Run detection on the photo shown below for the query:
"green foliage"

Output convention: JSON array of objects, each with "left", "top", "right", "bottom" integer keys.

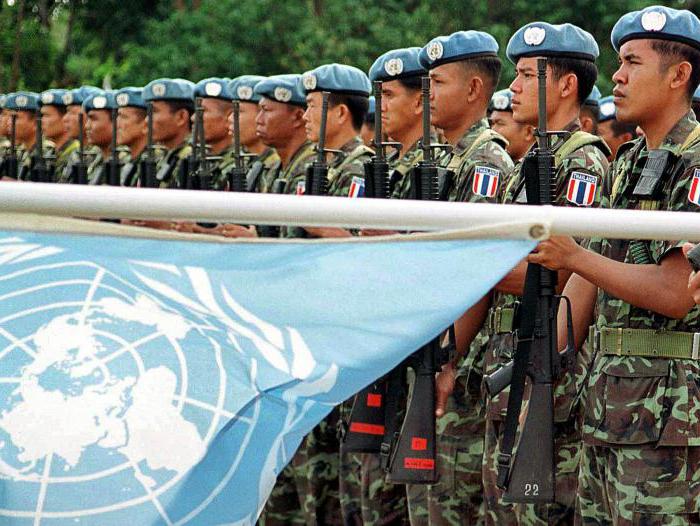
[{"left": 3, "top": 0, "right": 700, "bottom": 97}]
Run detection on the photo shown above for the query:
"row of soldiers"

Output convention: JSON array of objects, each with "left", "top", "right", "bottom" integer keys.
[{"left": 3, "top": 4, "right": 700, "bottom": 525}]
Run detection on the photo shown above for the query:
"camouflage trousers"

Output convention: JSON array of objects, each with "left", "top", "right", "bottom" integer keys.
[
  {"left": 577, "top": 443, "right": 700, "bottom": 525},
  {"left": 406, "top": 374, "right": 485, "bottom": 525},
  {"left": 259, "top": 408, "right": 343, "bottom": 526},
  {"left": 482, "top": 417, "right": 580, "bottom": 526}
]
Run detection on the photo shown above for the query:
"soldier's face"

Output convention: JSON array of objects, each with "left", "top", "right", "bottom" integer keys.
[
  {"left": 303, "top": 92, "right": 324, "bottom": 142},
  {"left": 490, "top": 110, "right": 534, "bottom": 161},
  {"left": 85, "top": 110, "right": 112, "bottom": 147},
  {"left": 199, "top": 98, "right": 232, "bottom": 143},
  {"left": 40, "top": 105, "right": 66, "bottom": 142},
  {"left": 62, "top": 106, "right": 83, "bottom": 139},
  {"left": 233, "top": 101, "right": 260, "bottom": 147},
  {"left": 255, "top": 98, "right": 295, "bottom": 147},
  {"left": 428, "top": 63, "right": 468, "bottom": 130},
  {"left": 0, "top": 111, "right": 8, "bottom": 136},
  {"left": 381, "top": 80, "right": 421, "bottom": 139},
  {"left": 117, "top": 107, "right": 146, "bottom": 147},
  {"left": 612, "top": 40, "right": 670, "bottom": 125},
  {"left": 510, "top": 57, "right": 557, "bottom": 126},
  {"left": 150, "top": 101, "right": 182, "bottom": 143},
  {"left": 14, "top": 111, "right": 36, "bottom": 144}
]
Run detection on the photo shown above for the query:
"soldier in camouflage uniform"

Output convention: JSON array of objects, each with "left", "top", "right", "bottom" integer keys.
[
  {"left": 478, "top": 22, "right": 609, "bottom": 526},
  {"left": 0, "top": 94, "right": 13, "bottom": 178},
  {"left": 3, "top": 92, "right": 55, "bottom": 181},
  {"left": 40, "top": 89, "right": 78, "bottom": 181},
  {"left": 360, "top": 95, "right": 375, "bottom": 147},
  {"left": 580, "top": 85, "right": 601, "bottom": 135},
  {"left": 142, "top": 78, "right": 194, "bottom": 189},
  {"left": 400, "top": 31, "right": 513, "bottom": 526},
  {"left": 82, "top": 90, "right": 123, "bottom": 185},
  {"left": 597, "top": 95, "right": 637, "bottom": 161},
  {"left": 58, "top": 86, "right": 101, "bottom": 184},
  {"left": 530, "top": 6, "right": 700, "bottom": 524},
  {"left": 488, "top": 89, "right": 535, "bottom": 163},
  {"left": 193, "top": 77, "right": 233, "bottom": 187}
]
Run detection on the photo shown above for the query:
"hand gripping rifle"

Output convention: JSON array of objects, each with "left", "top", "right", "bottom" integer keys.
[
  {"left": 3, "top": 114, "right": 18, "bottom": 179},
  {"left": 305, "top": 91, "right": 341, "bottom": 196},
  {"left": 105, "top": 107, "right": 121, "bottom": 186},
  {"left": 383, "top": 76, "right": 453, "bottom": 485},
  {"left": 484, "top": 58, "right": 574, "bottom": 504},
  {"left": 140, "top": 102, "right": 158, "bottom": 188}
]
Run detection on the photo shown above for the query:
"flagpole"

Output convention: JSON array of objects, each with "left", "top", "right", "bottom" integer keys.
[{"left": 0, "top": 182, "right": 697, "bottom": 241}]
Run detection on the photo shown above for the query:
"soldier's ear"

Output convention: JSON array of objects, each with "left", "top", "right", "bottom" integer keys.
[
  {"left": 670, "top": 61, "right": 693, "bottom": 94},
  {"left": 558, "top": 72, "right": 578, "bottom": 102},
  {"left": 466, "top": 75, "right": 484, "bottom": 103},
  {"left": 412, "top": 90, "right": 422, "bottom": 116}
]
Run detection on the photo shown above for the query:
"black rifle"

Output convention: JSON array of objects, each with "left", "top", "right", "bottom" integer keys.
[
  {"left": 384, "top": 76, "right": 453, "bottom": 485},
  {"left": 30, "top": 109, "right": 52, "bottom": 183},
  {"left": 363, "top": 80, "right": 401, "bottom": 198},
  {"left": 228, "top": 100, "right": 251, "bottom": 192},
  {"left": 105, "top": 107, "right": 121, "bottom": 186},
  {"left": 305, "top": 91, "right": 340, "bottom": 196},
  {"left": 485, "top": 58, "right": 574, "bottom": 504},
  {"left": 3, "top": 114, "right": 18, "bottom": 179},
  {"left": 72, "top": 113, "right": 88, "bottom": 185},
  {"left": 140, "top": 102, "right": 158, "bottom": 188}
]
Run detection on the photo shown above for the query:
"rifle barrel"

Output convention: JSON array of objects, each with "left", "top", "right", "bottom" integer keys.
[
  {"left": 373, "top": 81, "right": 384, "bottom": 161},
  {"left": 317, "top": 91, "right": 330, "bottom": 163},
  {"left": 233, "top": 101, "right": 242, "bottom": 170},
  {"left": 421, "top": 76, "right": 431, "bottom": 162}
]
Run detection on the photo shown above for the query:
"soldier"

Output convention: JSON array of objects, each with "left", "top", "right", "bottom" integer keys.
[
  {"left": 685, "top": 243, "right": 700, "bottom": 304},
  {"left": 300, "top": 63, "right": 374, "bottom": 238},
  {"left": 4, "top": 92, "right": 54, "bottom": 181},
  {"left": 489, "top": 89, "right": 535, "bottom": 162},
  {"left": 409, "top": 30, "right": 513, "bottom": 526},
  {"left": 142, "top": 78, "right": 194, "bottom": 189},
  {"left": 529, "top": 6, "right": 700, "bottom": 524},
  {"left": 225, "top": 75, "right": 280, "bottom": 194},
  {"left": 59, "top": 86, "right": 101, "bottom": 183},
  {"left": 40, "top": 89, "right": 78, "bottom": 179},
  {"left": 597, "top": 95, "right": 637, "bottom": 160},
  {"left": 580, "top": 85, "right": 601, "bottom": 134},
  {"left": 82, "top": 90, "right": 120, "bottom": 185},
  {"left": 193, "top": 77, "right": 233, "bottom": 186},
  {"left": 0, "top": 94, "right": 11, "bottom": 177},
  {"left": 472, "top": 22, "right": 609, "bottom": 526},
  {"left": 360, "top": 95, "right": 375, "bottom": 147}
]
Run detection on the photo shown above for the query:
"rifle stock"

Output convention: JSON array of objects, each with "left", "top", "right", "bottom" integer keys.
[
  {"left": 140, "top": 103, "right": 158, "bottom": 188},
  {"left": 31, "top": 109, "right": 50, "bottom": 183},
  {"left": 228, "top": 101, "right": 248, "bottom": 192},
  {"left": 305, "top": 91, "right": 332, "bottom": 196},
  {"left": 106, "top": 108, "right": 121, "bottom": 186}
]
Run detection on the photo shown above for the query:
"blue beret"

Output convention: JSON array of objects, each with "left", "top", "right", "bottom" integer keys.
[
  {"left": 194, "top": 77, "right": 231, "bottom": 100},
  {"left": 506, "top": 22, "right": 599, "bottom": 63},
  {"left": 694, "top": 85, "right": 700, "bottom": 104},
  {"left": 115, "top": 87, "right": 146, "bottom": 109},
  {"left": 301, "top": 64, "right": 371, "bottom": 97},
  {"left": 40, "top": 89, "right": 68, "bottom": 107},
  {"left": 229, "top": 75, "right": 266, "bottom": 102},
  {"left": 82, "top": 90, "right": 118, "bottom": 112},
  {"left": 254, "top": 74, "right": 306, "bottom": 106},
  {"left": 63, "top": 86, "right": 101, "bottom": 106},
  {"left": 490, "top": 89, "right": 513, "bottom": 112},
  {"left": 419, "top": 31, "right": 499, "bottom": 70},
  {"left": 612, "top": 6, "right": 700, "bottom": 52},
  {"left": 598, "top": 96, "right": 616, "bottom": 122},
  {"left": 0, "top": 94, "right": 5, "bottom": 109},
  {"left": 369, "top": 47, "right": 426, "bottom": 82},
  {"left": 4, "top": 92, "right": 40, "bottom": 111},
  {"left": 143, "top": 78, "right": 195, "bottom": 102},
  {"left": 584, "top": 85, "right": 601, "bottom": 107},
  {"left": 367, "top": 96, "right": 376, "bottom": 118}
]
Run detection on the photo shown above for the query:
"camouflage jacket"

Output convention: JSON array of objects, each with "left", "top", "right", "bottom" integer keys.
[
  {"left": 54, "top": 139, "right": 79, "bottom": 182},
  {"left": 390, "top": 140, "right": 424, "bottom": 200},
  {"left": 441, "top": 118, "right": 513, "bottom": 203},
  {"left": 244, "top": 148, "right": 281, "bottom": 194},
  {"left": 583, "top": 110, "right": 700, "bottom": 447},
  {"left": 86, "top": 147, "right": 131, "bottom": 186},
  {"left": 485, "top": 120, "right": 610, "bottom": 421},
  {"left": 156, "top": 142, "right": 192, "bottom": 189},
  {"left": 279, "top": 141, "right": 318, "bottom": 239},
  {"left": 17, "top": 140, "right": 56, "bottom": 181},
  {"left": 326, "top": 136, "right": 373, "bottom": 197},
  {"left": 57, "top": 145, "right": 101, "bottom": 184},
  {"left": 0, "top": 140, "right": 23, "bottom": 179}
]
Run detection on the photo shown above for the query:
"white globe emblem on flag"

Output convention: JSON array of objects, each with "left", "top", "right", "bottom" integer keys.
[
  {"left": 524, "top": 26, "right": 546, "bottom": 46},
  {"left": 237, "top": 86, "right": 254, "bottom": 100},
  {"left": 641, "top": 11, "right": 667, "bottom": 32},
  {"left": 302, "top": 74, "right": 317, "bottom": 91},
  {"left": 427, "top": 41, "right": 443, "bottom": 61},
  {"left": 0, "top": 236, "right": 318, "bottom": 523},
  {"left": 384, "top": 58, "right": 404, "bottom": 77}
]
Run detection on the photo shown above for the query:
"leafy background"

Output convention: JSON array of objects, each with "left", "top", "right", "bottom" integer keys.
[{"left": 2, "top": 0, "right": 699, "bottom": 96}]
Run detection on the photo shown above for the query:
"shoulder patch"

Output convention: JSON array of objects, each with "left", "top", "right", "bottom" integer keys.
[
  {"left": 472, "top": 165, "right": 500, "bottom": 198},
  {"left": 688, "top": 168, "right": 700, "bottom": 206},
  {"left": 348, "top": 176, "right": 365, "bottom": 198},
  {"left": 567, "top": 171, "right": 598, "bottom": 206}
]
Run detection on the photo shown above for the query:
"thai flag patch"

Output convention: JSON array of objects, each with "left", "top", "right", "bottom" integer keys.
[
  {"left": 348, "top": 176, "right": 365, "bottom": 198},
  {"left": 296, "top": 181, "right": 306, "bottom": 195},
  {"left": 566, "top": 172, "right": 597, "bottom": 206},
  {"left": 472, "top": 166, "right": 500, "bottom": 198},
  {"left": 688, "top": 169, "right": 700, "bottom": 206}
]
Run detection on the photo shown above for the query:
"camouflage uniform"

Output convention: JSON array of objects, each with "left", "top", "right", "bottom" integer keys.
[
  {"left": 155, "top": 142, "right": 192, "bottom": 189},
  {"left": 56, "top": 145, "right": 100, "bottom": 184},
  {"left": 390, "top": 140, "right": 424, "bottom": 200},
  {"left": 246, "top": 147, "right": 282, "bottom": 194},
  {"left": 86, "top": 147, "right": 131, "bottom": 185},
  {"left": 407, "top": 118, "right": 513, "bottom": 526},
  {"left": 482, "top": 121, "right": 609, "bottom": 526},
  {"left": 17, "top": 140, "right": 56, "bottom": 181},
  {"left": 54, "top": 139, "right": 79, "bottom": 182},
  {"left": 578, "top": 111, "right": 700, "bottom": 525}
]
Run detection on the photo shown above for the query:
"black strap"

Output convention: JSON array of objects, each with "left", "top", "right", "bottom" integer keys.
[{"left": 379, "top": 364, "right": 406, "bottom": 471}]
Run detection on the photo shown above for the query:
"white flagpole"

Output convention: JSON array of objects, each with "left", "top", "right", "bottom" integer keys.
[{"left": 0, "top": 181, "right": 697, "bottom": 241}]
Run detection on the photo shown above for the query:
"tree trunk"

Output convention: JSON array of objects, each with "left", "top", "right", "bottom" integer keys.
[{"left": 10, "top": 0, "right": 25, "bottom": 91}]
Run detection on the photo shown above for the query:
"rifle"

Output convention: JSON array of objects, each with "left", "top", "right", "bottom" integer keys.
[
  {"left": 31, "top": 109, "right": 51, "bottom": 183},
  {"left": 305, "top": 91, "right": 339, "bottom": 196},
  {"left": 72, "top": 113, "right": 89, "bottom": 185},
  {"left": 363, "top": 80, "right": 401, "bottom": 198},
  {"left": 140, "top": 102, "right": 158, "bottom": 188},
  {"left": 105, "top": 107, "right": 121, "bottom": 186},
  {"left": 485, "top": 58, "right": 574, "bottom": 504},
  {"left": 228, "top": 101, "right": 253, "bottom": 192},
  {"left": 4, "top": 114, "right": 18, "bottom": 179},
  {"left": 383, "top": 76, "right": 453, "bottom": 485}
]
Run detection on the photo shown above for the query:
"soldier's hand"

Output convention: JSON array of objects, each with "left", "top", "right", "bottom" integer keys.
[
  {"left": 219, "top": 224, "right": 258, "bottom": 238},
  {"left": 527, "top": 236, "right": 580, "bottom": 271},
  {"left": 683, "top": 243, "right": 700, "bottom": 305},
  {"left": 435, "top": 362, "right": 456, "bottom": 418},
  {"left": 359, "top": 229, "right": 399, "bottom": 237}
]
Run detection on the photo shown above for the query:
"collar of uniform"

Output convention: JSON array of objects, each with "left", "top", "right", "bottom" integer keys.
[
  {"left": 659, "top": 110, "right": 698, "bottom": 151},
  {"left": 58, "top": 138, "right": 79, "bottom": 155},
  {"left": 330, "top": 136, "right": 363, "bottom": 167},
  {"left": 286, "top": 140, "right": 315, "bottom": 168},
  {"left": 452, "top": 118, "right": 490, "bottom": 155},
  {"left": 550, "top": 118, "right": 582, "bottom": 151},
  {"left": 257, "top": 147, "right": 276, "bottom": 163}
]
